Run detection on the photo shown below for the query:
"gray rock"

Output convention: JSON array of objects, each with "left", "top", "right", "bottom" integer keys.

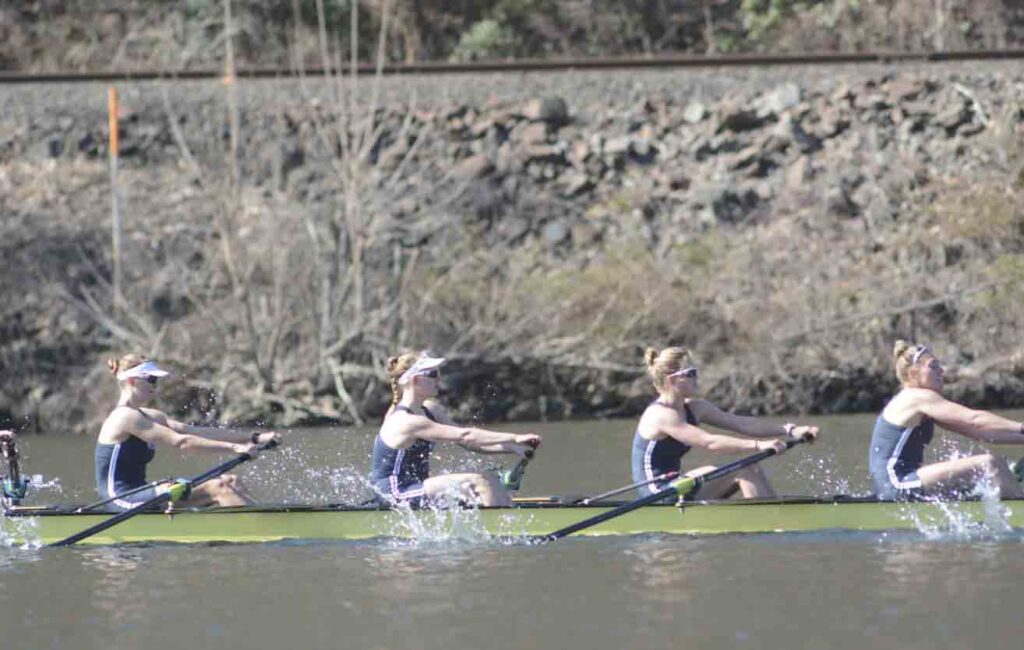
[
  {"left": 758, "top": 83, "right": 802, "bottom": 116},
  {"left": 519, "top": 122, "right": 549, "bottom": 144},
  {"left": 522, "top": 97, "right": 570, "bottom": 126},
  {"left": 717, "top": 108, "right": 768, "bottom": 133},
  {"left": 604, "top": 136, "right": 632, "bottom": 155},
  {"left": 682, "top": 102, "right": 707, "bottom": 124},
  {"left": 542, "top": 219, "right": 571, "bottom": 247},
  {"left": 453, "top": 153, "right": 494, "bottom": 179},
  {"left": 562, "top": 173, "right": 594, "bottom": 197}
]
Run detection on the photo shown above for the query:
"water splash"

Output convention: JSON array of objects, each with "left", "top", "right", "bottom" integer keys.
[
  {"left": 900, "top": 479, "right": 1014, "bottom": 541},
  {"left": 0, "top": 511, "right": 42, "bottom": 550}
]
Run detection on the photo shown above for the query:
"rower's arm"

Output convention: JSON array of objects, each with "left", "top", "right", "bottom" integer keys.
[
  {"left": 691, "top": 400, "right": 819, "bottom": 441},
  {"left": 661, "top": 418, "right": 767, "bottom": 454},
  {"left": 405, "top": 418, "right": 539, "bottom": 454},
  {"left": 124, "top": 411, "right": 253, "bottom": 455},
  {"left": 915, "top": 391, "right": 1024, "bottom": 444},
  {"left": 690, "top": 400, "right": 785, "bottom": 437},
  {"left": 164, "top": 416, "right": 279, "bottom": 445}
]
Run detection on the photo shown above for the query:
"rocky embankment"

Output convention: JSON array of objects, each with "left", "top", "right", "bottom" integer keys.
[{"left": 2, "top": 62, "right": 1023, "bottom": 433}]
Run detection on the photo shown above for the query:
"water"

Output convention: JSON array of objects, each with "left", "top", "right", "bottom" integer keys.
[{"left": 2, "top": 412, "right": 1023, "bottom": 649}]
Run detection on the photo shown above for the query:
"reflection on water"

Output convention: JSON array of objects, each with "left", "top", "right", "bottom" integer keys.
[{"left": 0, "top": 533, "right": 1023, "bottom": 649}]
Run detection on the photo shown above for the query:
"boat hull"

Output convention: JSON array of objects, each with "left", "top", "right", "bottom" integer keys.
[{"left": 3, "top": 497, "right": 1021, "bottom": 546}]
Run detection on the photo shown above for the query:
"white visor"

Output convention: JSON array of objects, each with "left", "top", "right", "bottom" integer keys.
[
  {"left": 117, "top": 360, "right": 171, "bottom": 381},
  {"left": 398, "top": 355, "right": 446, "bottom": 385},
  {"left": 910, "top": 345, "right": 930, "bottom": 366}
]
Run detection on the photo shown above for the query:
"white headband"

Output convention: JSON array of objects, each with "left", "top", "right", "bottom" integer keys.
[
  {"left": 398, "top": 355, "right": 446, "bottom": 385},
  {"left": 117, "top": 360, "right": 171, "bottom": 381},
  {"left": 910, "top": 345, "right": 930, "bottom": 366}
]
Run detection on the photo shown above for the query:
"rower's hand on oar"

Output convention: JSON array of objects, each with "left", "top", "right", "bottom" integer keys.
[
  {"left": 757, "top": 439, "right": 789, "bottom": 455},
  {"left": 789, "top": 425, "right": 819, "bottom": 443},
  {"left": 253, "top": 431, "right": 283, "bottom": 446},
  {"left": 234, "top": 443, "right": 262, "bottom": 457},
  {"left": 513, "top": 434, "right": 541, "bottom": 457}
]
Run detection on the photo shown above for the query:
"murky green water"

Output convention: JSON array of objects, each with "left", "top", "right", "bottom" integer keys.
[{"left": 2, "top": 412, "right": 1023, "bottom": 649}]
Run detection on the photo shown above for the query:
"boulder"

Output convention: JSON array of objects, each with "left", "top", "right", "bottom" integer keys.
[{"left": 521, "top": 97, "right": 570, "bottom": 127}]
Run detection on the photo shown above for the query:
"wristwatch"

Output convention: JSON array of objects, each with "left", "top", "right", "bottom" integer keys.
[
  {"left": 251, "top": 432, "right": 261, "bottom": 444},
  {"left": 782, "top": 423, "right": 796, "bottom": 437}
]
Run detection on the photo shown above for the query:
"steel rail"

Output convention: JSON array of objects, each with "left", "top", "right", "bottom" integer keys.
[{"left": 2, "top": 49, "right": 1024, "bottom": 84}]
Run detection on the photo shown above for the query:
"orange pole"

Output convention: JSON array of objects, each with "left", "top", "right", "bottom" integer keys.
[{"left": 107, "top": 86, "right": 119, "bottom": 156}]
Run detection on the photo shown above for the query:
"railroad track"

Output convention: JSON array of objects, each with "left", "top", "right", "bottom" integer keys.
[{"left": 2, "top": 49, "right": 1023, "bottom": 84}]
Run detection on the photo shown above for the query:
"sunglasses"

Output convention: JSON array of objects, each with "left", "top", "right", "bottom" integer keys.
[
  {"left": 141, "top": 375, "right": 160, "bottom": 385},
  {"left": 421, "top": 369, "right": 440, "bottom": 379},
  {"left": 670, "top": 367, "right": 698, "bottom": 379}
]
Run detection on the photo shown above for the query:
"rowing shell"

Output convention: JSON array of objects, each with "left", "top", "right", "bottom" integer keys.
[{"left": 3, "top": 496, "right": 1020, "bottom": 546}]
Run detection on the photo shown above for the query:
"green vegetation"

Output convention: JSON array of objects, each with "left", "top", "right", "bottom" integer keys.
[{"left": 1, "top": 1, "right": 1021, "bottom": 72}]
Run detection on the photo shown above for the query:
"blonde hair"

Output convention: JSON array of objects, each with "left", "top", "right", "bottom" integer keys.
[
  {"left": 385, "top": 351, "right": 420, "bottom": 406},
  {"left": 644, "top": 346, "right": 694, "bottom": 389},
  {"left": 106, "top": 354, "right": 147, "bottom": 381},
  {"left": 892, "top": 339, "right": 929, "bottom": 384}
]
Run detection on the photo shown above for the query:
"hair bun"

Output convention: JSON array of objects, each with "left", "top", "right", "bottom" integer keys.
[
  {"left": 643, "top": 347, "right": 660, "bottom": 367},
  {"left": 386, "top": 356, "right": 400, "bottom": 373},
  {"left": 892, "top": 340, "right": 911, "bottom": 360}
]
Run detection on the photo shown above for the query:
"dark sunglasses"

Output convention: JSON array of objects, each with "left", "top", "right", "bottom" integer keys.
[
  {"left": 422, "top": 369, "right": 440, "bottom": 379},
  {"left": 670, "top": 367, "right": 698, "bottom": 379},
  {"left": 142, "top": 375, "right": 160, "bottom": 385}
]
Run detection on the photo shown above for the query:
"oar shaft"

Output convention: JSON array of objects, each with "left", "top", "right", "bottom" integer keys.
[{"left": 544, "top": 481, "right": 693, "bottom": 540}]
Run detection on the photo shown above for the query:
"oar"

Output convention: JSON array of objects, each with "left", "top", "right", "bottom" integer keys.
[
  {"left": 74, "top": 478, "right": 172, "bottom": 513},
  {"left": 50, "top": 440, "right": 278, "bottom": 548},
  {"left": 539, "top": 434, "right": 812, "bottom": 542},
  {"left": 572, "top": 471, "right": 680, "bottom": 505}
]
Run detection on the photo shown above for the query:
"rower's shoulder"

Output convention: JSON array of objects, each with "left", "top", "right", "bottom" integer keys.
[
  {"left": 422, "top": 399, "right": 454, "bottom": 424},
  {"left": 892, "top": 387, "right": 942, "bottom": 407},
  {"left": 641, "top": 401, "right": 682, "bottom": 425},
  {"left": 105, "top": 406, "right": 167, "bottom": 428}
]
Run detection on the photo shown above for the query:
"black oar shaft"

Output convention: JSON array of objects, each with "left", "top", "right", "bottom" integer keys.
[
  {"left": 51, "top": 441, "right": 276, "bottom": 548},
  {"left": 542, "top": 435, "right": 811, "bottom": 541}
]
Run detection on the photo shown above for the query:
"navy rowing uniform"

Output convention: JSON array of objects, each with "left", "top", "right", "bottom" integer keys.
[
  {"left": 869, "top": 410, "right": 934, "bottom": 500},
  {"left": 370, "top": 405, "right": 437, "bottom": 508},
  {"left": 631, "top": 401, "right": 697, "bottom": 499},
  {"left": 95, "top": 431, "right": 158, "bottom": 512}
]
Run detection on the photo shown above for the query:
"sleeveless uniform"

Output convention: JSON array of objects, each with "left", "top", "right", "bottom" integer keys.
[
  {"left": 370, "top": 405, "right": 437, "bottom": 508},
  {"left": 868, "top": 411, "right": 934, "bottom": 500},
  {"left": 95, "top": 410, "right": 159, "bottom": 511},
  {"left": 631, "top": 401, "right": 697, "bottom": 499}
]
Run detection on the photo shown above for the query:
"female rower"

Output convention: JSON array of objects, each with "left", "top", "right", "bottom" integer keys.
[
  {"left": 96, "top": 354, "right": 280, "bottom": 511},
  {"left": 869, "top": 340, "right": 1024, "bottom": 500},
  {"left": 632, "top": 347, "right": 819, "bottom": 500},
  {"left": 370, "top": 351, "right": 541, "bottom": 508}
]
